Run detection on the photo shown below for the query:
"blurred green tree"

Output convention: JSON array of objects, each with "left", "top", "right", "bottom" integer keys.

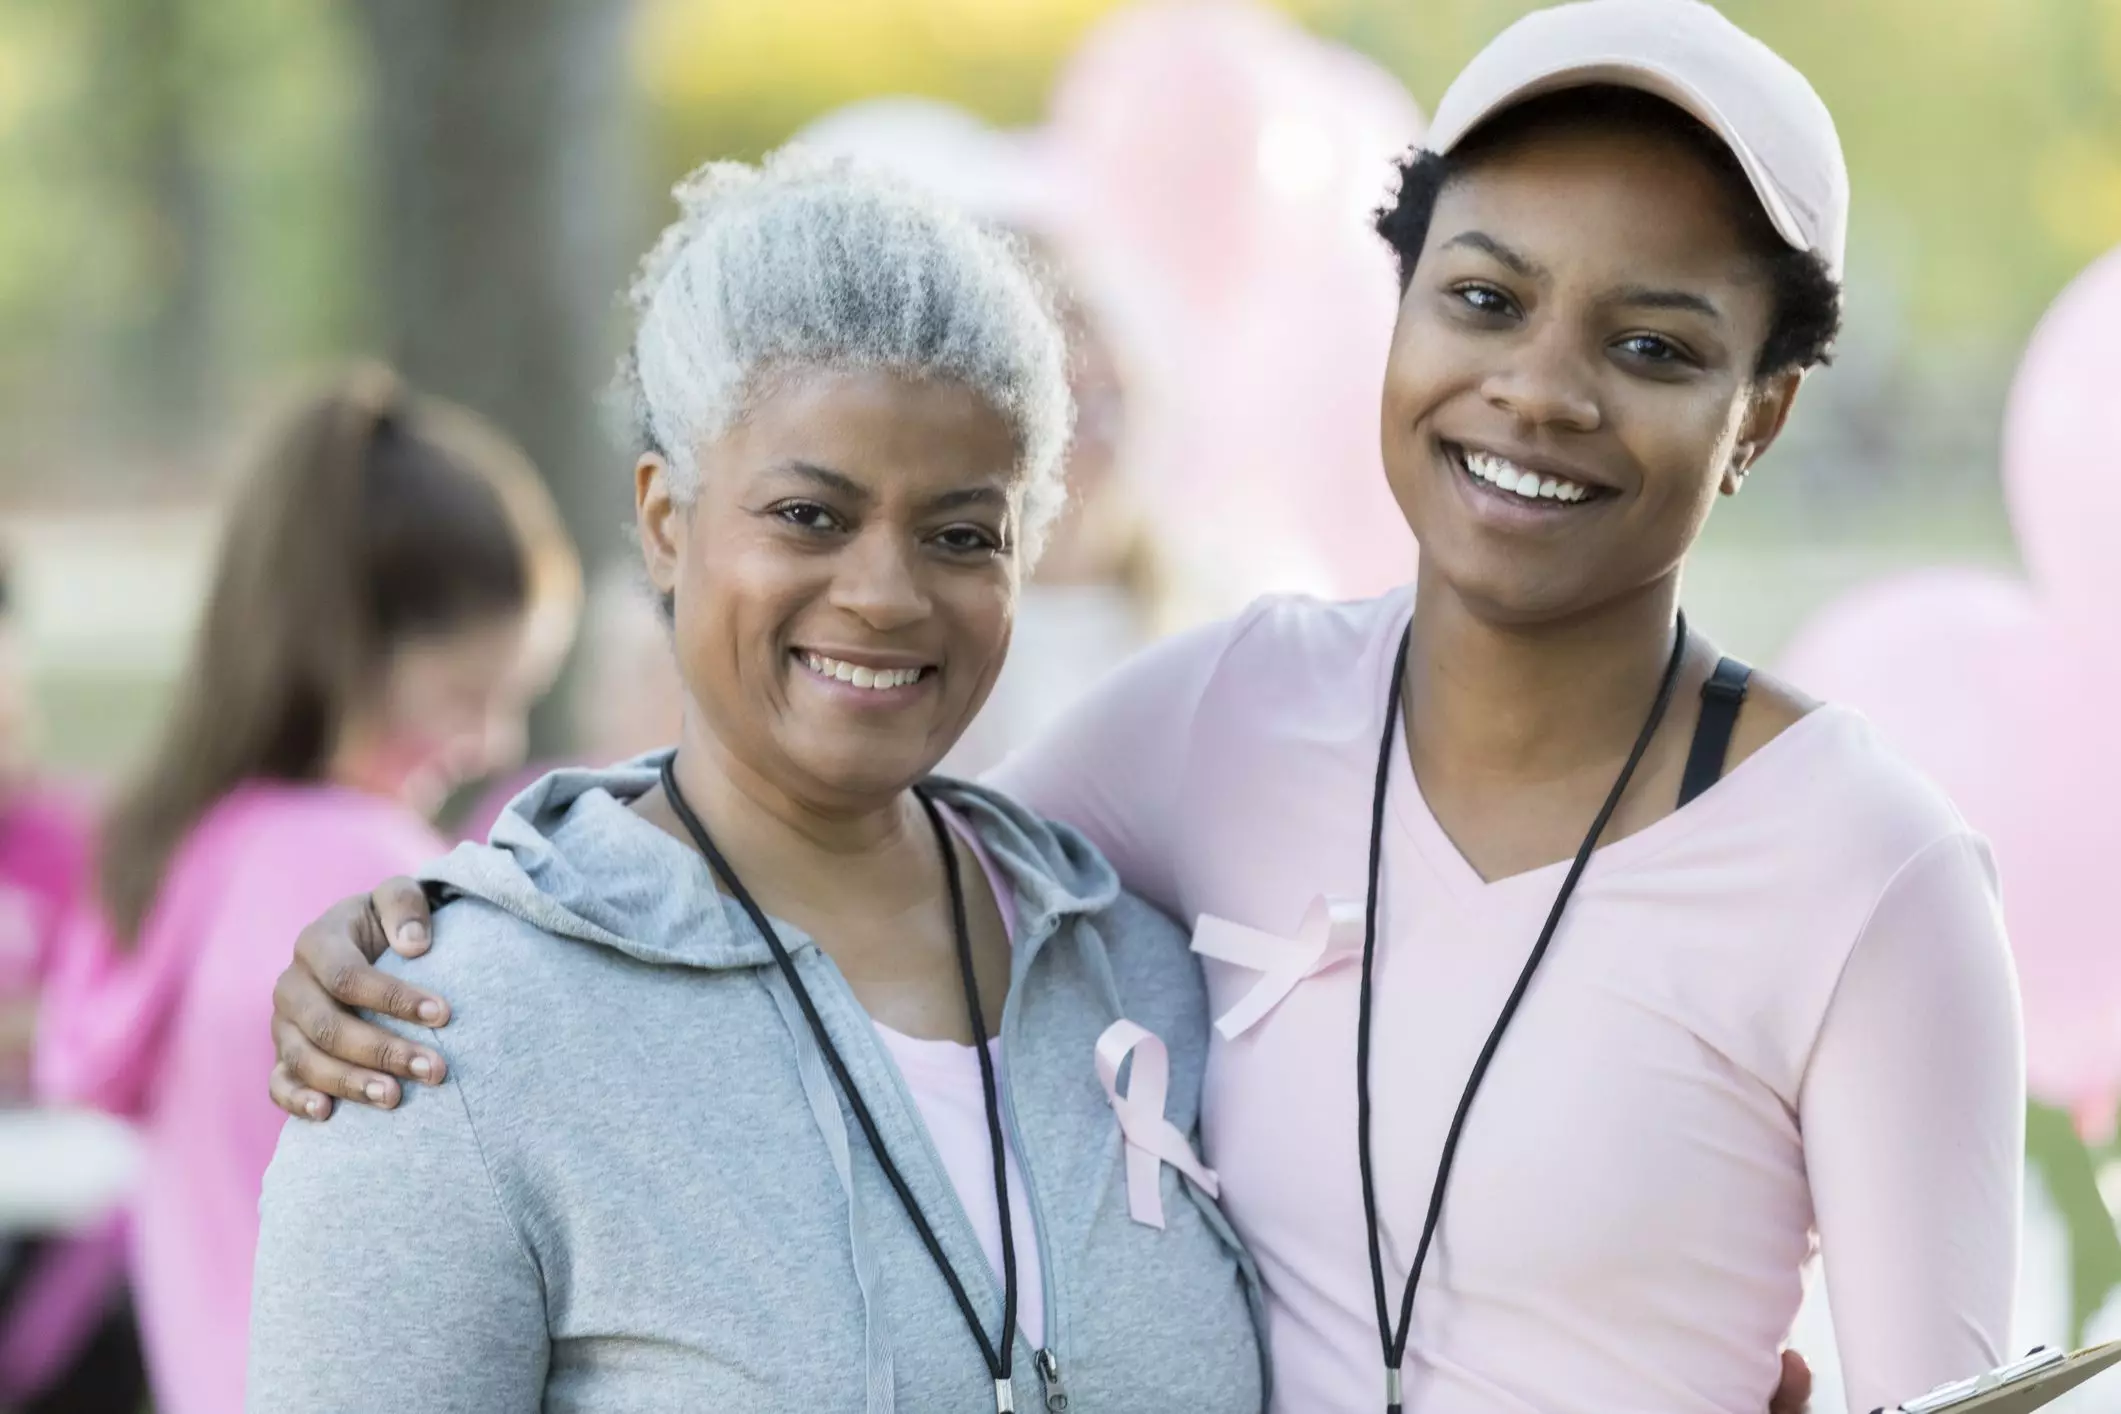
[{"left": 348, "top": 0, "right": 643, "bottom": 749}]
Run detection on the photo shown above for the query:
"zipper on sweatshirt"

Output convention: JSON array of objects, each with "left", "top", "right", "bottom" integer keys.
[
  {"left": 996, "top": 914, "right": 1066, "bottom": 1403},
  {"left": 804, "top": 947, "right": 1060, "bottom": 1405},
  {"left": 1034, "top": 1346, "right": 1069, "bottom": 1411}
]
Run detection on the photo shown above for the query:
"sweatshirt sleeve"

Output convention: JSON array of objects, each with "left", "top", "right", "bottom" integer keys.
[
  {"left": 1799, "top": 831, "right": 2023, "bottom": 1414},
  {"left": 247, "top": 1018, "right": 548, "bottom": 1412},
  {"left": 983, "top": 614, "right": 1239, "bottom": 917}
]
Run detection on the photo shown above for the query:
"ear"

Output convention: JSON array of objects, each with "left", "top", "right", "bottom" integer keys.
[
  {"left": 636, "top": 454, "right": 684, "bottom": 598},
  {"left": 1723, "top": 369, "right": 1804, "bottom": 495}
]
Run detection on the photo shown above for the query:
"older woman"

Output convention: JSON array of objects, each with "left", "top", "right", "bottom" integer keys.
[
  {"left": 243, "top": 155, "right": 1265, "bottom": 1411},
  {"left": 268, "top": 4, "right": 2023, "bottom": 1413}
]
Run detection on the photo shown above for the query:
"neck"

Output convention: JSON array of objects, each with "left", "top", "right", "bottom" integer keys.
[
  {"left": 1404, "top": 566, "right": 1684, "bottom": 790},
  {"left": 324, "top": 731, "right": 428, "bottom": 817},
  {"left": 663, "top": 709, "right": 922, "bottom": 885}
]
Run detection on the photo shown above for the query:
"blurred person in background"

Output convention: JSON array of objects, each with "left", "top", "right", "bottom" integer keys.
[
  {"left": 796, "top": 98, "right": 1164, "bottom": 778},
  {"left": 1038, "top": 0, "right": 1425, "bottom": 620},
  {"left": 451, "top": 562, "right": 685, "bottom": 843},
  {"left": 32, "top": 366, "right": 580, "bottom": 1414},
  {"left": 0, "top": 548, "right": 148, "bottom": 1413},
  {"left": 246, "top": 153, "right": 1262, "bottom": 1412},
  {"left": 568, "top": 564, "right": 686, "bottom": 766},
  {"left": 0, "top": 547, "right": 85, "bottom": 1104}
]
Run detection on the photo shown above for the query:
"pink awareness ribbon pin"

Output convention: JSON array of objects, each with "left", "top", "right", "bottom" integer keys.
[
  {"left": 1188, "top": 895, "right": 1365, "bottom": 1039},
  {"left": 1095, "top": 1020, "right": 1220, "bottom": 1230}
]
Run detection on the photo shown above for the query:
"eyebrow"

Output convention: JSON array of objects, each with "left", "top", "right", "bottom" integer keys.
[
  {"left": 766, "top": 460, "right": 869, "bottom": 501},
  {"left": 1441, "top": 232, "right": 1726, "bottom": 322},
  {"left": 764, "top": 460, "right": 1010, "bottom": 514},
  {"left": 926, "top": 486, "right": 1009, "bottom": 512},
  {"left": 1440, "top": 230, "right": 1547, "bottom": 280},
  {"left": 1609, "top": 285, "right": 1724, "bottom": 321}
]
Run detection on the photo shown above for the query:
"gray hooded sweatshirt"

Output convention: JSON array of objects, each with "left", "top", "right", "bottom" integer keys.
[{"left": 247, "top": 758, "right": 1266, "bottom": 1412}]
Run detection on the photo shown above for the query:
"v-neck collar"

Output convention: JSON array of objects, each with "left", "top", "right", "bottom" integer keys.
[{"left": 1375, "top": 607, "right": 1850, "bottom": 904}]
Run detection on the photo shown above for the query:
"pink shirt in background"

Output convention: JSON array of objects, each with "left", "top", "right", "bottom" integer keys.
[
  {"left": 35, "top": 782, "right": 441, "bottom": 1414},
  {"left": 0, "top": 782, "right": 110, "bottom": 1406},
  {"left": 993, "top": 590, "right": 2023, "bottom": 1414},
  {"left": 873, "top": 804, "right": 1045, "bottom": 1348},
  {"left": 0, "top": 784, "right": 92, "bottom": 1016}
]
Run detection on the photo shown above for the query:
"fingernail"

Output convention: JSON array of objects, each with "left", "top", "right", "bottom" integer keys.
[
  {"left": 398, "top": 921, "right": 428, "bottom": 948},
  {"left": 364, "top": 1080, "right": 390, "bottom": 1103},
  {"left": 306, "top": 1097, "right": 326, "bottom": 1119},
  {"left": 410, "top": 1056, "right": 432, "bottom": 1079},
  {"left": 417, "top": 1000, "right": 443, "bottom": 1024}
]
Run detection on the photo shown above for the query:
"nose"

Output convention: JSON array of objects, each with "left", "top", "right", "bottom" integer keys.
[
  {"left": 1480, "top": 323, "right": 1602, "bottom": 435},
  {"left": 828, "top": 526, "right": 930, "bottom": 632}
]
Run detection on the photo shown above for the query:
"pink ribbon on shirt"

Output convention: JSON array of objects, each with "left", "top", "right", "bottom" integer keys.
[
  {"left": 1189, "top": 895, "right": 1365, "bottom": 1039},
  {"left": 1095, "top": 1020, "right": 1220, "bottom": 1230}
]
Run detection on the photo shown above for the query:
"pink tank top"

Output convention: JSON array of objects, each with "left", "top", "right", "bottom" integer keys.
[{"left": 872, "top": 803, "right": 1044, "bottom": 1346}]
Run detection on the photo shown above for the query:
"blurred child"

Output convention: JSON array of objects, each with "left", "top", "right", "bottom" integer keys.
[
  {"left": 33, "top": 366, "right": 580, "bottom": 1414},
  {"left": 569, "top": 564, "right": 684, "bottom": 767},
  {"left": 450, "top": 563, "right": 683, "bottom": 843}
]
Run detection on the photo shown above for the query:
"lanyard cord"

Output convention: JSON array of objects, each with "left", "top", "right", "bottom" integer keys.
[
  {"left": 659, "top": 756, "right": 1019, "bottom": 1405},
  {"left": 1355, "top": 612, "right": 1690, "bottom": 1412}
]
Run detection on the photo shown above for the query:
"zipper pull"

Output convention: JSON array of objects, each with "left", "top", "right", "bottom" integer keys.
[{"left": 1035, "top": 1348, "right": 1068, "bottom": 1412}]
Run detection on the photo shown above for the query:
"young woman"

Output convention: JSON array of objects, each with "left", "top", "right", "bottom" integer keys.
[
  {"left": 33, "top": 367, "right": 581, "bottom": 1414},
  {"left": 266, "top": 4, "right": 2023, "bottom": 1412},
  {"left": 244, "top": 155, "right": 1265, "bottom": 1411}
]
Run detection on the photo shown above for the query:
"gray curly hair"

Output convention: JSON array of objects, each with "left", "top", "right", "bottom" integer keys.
[{"left": 615, "top": 148, "right": 1074, "bottom": 563}]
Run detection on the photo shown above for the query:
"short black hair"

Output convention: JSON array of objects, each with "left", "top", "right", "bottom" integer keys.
[{"left": 1374, "top": 86, "right": 1842, "bottom": 378}]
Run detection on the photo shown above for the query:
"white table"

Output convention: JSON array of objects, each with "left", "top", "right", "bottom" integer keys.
[{"left": 0, "top": 1108, "right": 140, "bottom": 1233}]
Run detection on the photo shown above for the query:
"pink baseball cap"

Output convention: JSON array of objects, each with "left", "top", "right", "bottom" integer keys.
[{"left": 1424, "top": 0, "right": 1848, "bottom": 278}]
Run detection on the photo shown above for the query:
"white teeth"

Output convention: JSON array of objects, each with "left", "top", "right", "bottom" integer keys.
[
  {"left": 1461, "top": 449, "right": 1592, "bottom": 505},
  {"left": 802, "top": 653, "right": 924, "bottom": 691}
]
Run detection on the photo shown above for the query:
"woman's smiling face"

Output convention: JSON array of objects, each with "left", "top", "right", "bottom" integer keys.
[
  {"left": 1381, "top": 113, "right": 1803, "bottom": 625},
  {"left": 640, "top": 367, "right": 1025, "bottom": 810}
]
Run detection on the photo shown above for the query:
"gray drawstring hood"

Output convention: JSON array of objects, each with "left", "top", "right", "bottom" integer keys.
[{"left": 250, "top": 755, "right": 1266, "bottom": 1412}]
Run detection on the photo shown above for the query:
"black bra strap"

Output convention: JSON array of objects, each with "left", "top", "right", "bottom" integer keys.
[{"left": 1677, "top": 656, "right": 1753, "bottom": 808}]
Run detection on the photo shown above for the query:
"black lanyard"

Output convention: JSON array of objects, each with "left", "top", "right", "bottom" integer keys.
[
  {"left": 1356, "top": 613, "right": 1690, "bottom": 1412},
  {"left": 659, "top": 756, "right": 1021, "bottom": 1412}
]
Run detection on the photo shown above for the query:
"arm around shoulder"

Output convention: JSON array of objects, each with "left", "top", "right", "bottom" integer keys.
[{"left": 247, "top": 1007, "right": 548, "bottom": 1412}]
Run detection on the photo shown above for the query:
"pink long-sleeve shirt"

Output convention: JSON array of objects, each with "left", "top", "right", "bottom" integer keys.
[
  {"left": 992, "top": 589, "right": 2023, "bottom": 1414},
  {"left": 35, "top": 782, "right": 440, "bottom": 1414},
  {"left": 0, "top": 784, "right": 92, "bottom": 1024}
]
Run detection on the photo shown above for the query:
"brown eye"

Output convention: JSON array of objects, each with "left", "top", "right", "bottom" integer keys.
[
  {"left": 1451, "top": 283, "right": 1517, "bottom": 317},
  {"left": 1613, "top": 333, "right": 1695, "bottom": 368},
  {"left": 772, "top": 501, "right": 843, "bottom": 533},
  {"left": 934, "top": 524, "right": 1003, "bottom": 557}
]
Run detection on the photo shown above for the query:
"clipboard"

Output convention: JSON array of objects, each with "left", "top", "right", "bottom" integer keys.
[{"left": 1879, "top": 1341, "right": 2121, "bottom": 1413}]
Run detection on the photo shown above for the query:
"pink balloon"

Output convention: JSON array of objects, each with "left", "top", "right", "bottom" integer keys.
[
  {"left": 1781, "top": 245, "right": 2121, "bottom": 1138},
  {"left": 2004, "top": 245, "right": 2121, "bottom": 634},
  {"left": 1043, "top": 0, "right": 1420, "bottom": 609}
]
